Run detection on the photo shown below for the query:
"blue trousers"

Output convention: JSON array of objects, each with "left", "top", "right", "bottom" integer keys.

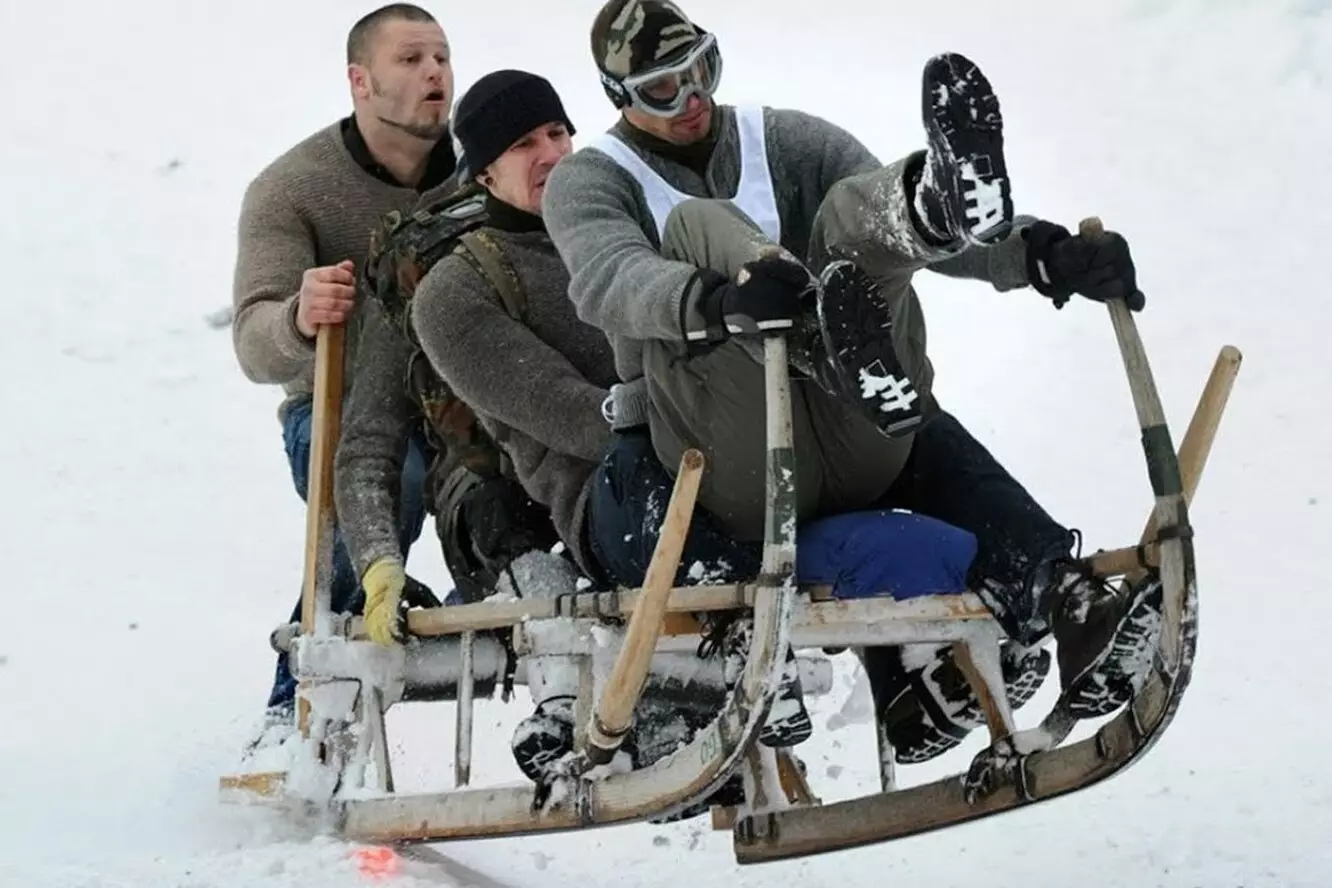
[
  {"left": 586, "top": 430, "right": 761, "bottom": 588},
  {"left": 265, "top": 396, "right": 430, "bottom": 712}
]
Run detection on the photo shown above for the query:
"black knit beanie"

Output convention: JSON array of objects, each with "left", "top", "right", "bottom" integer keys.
[{"left": 452, "top": 70, "right": 576, "bottom": 178}]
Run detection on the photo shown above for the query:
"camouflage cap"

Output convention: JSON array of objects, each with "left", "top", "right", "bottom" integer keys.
[{"left": 590, "top": 0, "right": 705, "bottom": 79}]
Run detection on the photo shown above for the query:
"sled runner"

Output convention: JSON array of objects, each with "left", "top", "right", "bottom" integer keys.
[{"left": 221, "top": 218, "right": 1240, "bottom": 865}]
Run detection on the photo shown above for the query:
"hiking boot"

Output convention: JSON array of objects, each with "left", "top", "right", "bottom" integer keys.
[
  {"left": 865, "top": 640, "right": 1052, "bottom": 764},
  {"left": 914, "top": 51, "right": 1014, "bottom": 246},
  {"left": 512, "top": 689, "right": 712, "bottom": 789},
  {"left": 805, "top": 258, "right": 929, "bottom": 438},
  {"left": 1042, "top": 566, "right": 1165, "bottom": 718},
  {"left": 713, "top": 616, "right": 813, "bottom": 748}
]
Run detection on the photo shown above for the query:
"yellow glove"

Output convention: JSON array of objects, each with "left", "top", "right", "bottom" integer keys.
[{"left": 362, "top": 557, "right": 407, "bottom": 646}]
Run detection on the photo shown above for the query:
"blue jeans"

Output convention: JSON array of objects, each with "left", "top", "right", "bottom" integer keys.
[
  {"left": 266, "top": 396, "right": 430, "bottom": 712},
  {"left": 587, "top": 430, "right": 761, "bottom": 588}
]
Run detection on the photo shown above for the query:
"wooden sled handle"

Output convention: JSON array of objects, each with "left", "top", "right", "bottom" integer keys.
[
  {"left": 584, "top": 448, "right": 706, "bottom": 765},
  {"left": 1078, "top": 216, "right": 1242, "bottom": 563},
  {"left": 298, "top": 322, "right": 346, "bottom": 733},
  {"left": 1081, "top": 215, "right": 1194, "bottom": 670}
]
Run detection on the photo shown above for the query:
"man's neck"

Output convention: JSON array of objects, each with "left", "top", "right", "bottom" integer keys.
[
  {"left": 354, "top": 111, "right": 435, "bottom": 188},
  {"left": 484, "top": 193, "right": 546, "bottom": 234},
  {"left": 614, "top": 114, "right": 718, "bottom": 180}
]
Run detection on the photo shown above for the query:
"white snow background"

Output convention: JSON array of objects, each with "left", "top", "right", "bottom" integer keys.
[{"left": 2, "top": 0, "right": 1329, "bottom": 885}]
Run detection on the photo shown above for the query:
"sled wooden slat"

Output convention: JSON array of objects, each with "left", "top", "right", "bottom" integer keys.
[
  {"left": 403, "top": 584, "right": 993, "bottom": 637},
  {"left": 733, "top": 672, "right": 1171, "bottom": 861},
  {"left": 218, "top": 770, "right": 286, "bottom": 799}
]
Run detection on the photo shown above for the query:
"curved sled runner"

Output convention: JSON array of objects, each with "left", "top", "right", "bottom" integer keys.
[{"left": 221, "top": 218, "right": 1240, "bottom": 865}]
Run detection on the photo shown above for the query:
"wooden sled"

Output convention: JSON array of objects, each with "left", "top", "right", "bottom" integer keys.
[{"left": 220, "top": 217, "right": 1240, "bottom": 865}]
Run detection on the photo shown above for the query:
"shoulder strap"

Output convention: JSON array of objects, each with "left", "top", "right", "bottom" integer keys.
[{"left": 455, "top": 229, "right": 528, "bottom": 322}]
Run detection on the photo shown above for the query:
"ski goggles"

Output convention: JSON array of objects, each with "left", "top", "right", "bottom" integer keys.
[{"left": 609, "top": 32, "right": 723, "bottom": 118}]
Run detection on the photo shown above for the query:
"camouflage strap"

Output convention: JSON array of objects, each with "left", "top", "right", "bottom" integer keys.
[{"left": 456, "top": 229, "right": 528, "bottom": 323}]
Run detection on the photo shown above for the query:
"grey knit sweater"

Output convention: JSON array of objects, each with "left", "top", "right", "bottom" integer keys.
[
  {"left": 336, "top": 206, "right": 619, "bottom": 578},
  {"left": 231, "top": 120, "right": 456, "bottom": 420},
  {"left": 541, "top": 104, "right": 1038, "bottom": 422},
  {"left": 412, "top": 224, "right": 620, "bottom": 575}
]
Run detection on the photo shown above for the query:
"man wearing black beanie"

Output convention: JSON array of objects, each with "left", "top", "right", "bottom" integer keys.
[
  {"left": 450, "top": 69, "right": 578, "bottom": 199},
  {"left": 542, "top": 0, "right": 1161, "bottom": 767},
  {"left": 354, "top": 68, "right": 807, "bottom": 805}
]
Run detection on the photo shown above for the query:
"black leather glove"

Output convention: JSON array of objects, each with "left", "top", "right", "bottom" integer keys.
[
  {"left": 1024, "top": 220, "right": 1146, "bottom": 312},
  {"left": 691, "top": 254, "right": 814, "bottom": 344}
]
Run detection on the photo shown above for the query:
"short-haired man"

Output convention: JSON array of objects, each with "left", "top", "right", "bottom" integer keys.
[{"left": 230, "top": 2, "right": 459, "bottom": 739}]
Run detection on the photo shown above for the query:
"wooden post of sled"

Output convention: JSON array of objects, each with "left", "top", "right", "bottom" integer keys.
[
  {"left": 1081, "top": 215, "right": 1192, "bottom": 675},
  {"left": 583, "top": 448, "right": 706, "bottom": 766},
  {"left": 297, "top": 322, "right": 346, "bottom": 734},
  {"left": 1081, "top": 343, "right": 1240, "bottom": 580},
  {"left": 1128, "top": 342, "right": 1240, "bottom": 585}
]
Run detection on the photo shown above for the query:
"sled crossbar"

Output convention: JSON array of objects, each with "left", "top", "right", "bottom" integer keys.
[{"left": 378, "top": 535, "right": 1158, "bottom": 640}]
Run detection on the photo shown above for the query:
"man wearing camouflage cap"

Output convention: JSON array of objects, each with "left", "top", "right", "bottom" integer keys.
[{"left": 542, "top": 0, "right": 1162, "bottom": 765}]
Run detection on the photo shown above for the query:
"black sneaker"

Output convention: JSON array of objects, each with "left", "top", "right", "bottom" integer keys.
[
  {"left": 716, "top": 617, "right": 813, "bottom": 748},
  {"left": 511, "top": 695, "right": 576, "bottom": 785},
  {"left": 811, "top": 258, "right": 928, "bottom": 438},
  {"left": 1046, "top": 568, "right": 1164, "bottom": 718},
  {"left": 915, "top": 52, "right": 1014, "bottom": 246},
  {"left": 866, "top": 641, "right": 1051, "bottom": 765}
]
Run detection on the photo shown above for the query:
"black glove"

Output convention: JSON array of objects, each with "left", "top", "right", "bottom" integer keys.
[
  {"left": 1024, "top": 220, "right": 1146, "bottom": 312},
  {"left": 691, "top": 254, "right": 814, "bottom": 344}
]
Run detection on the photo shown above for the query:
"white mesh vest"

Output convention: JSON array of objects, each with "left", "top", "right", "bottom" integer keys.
[{"left": 588, "top": 105, "right": 782, "bottom": 245}]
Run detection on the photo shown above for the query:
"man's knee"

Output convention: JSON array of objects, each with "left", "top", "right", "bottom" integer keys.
[
  {"left": 660, "top": 198, "right": 776, "bottom": 274},
  {"left": 591, "top": 431, "right": 660, "bottom": 513},
  {"left": 437, "top": 469, "right": 561, "bottom": 602},
  {"left": 587, "top": 433, "right": 667, "bottom": 571}
]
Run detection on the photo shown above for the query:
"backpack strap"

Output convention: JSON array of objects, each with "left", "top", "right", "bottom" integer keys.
[{"left": 455, "top": 229, "right": 528, "bottom": 322}]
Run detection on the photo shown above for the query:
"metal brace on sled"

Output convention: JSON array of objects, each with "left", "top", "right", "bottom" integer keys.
[{"left": 219, "top": 217, "right": 1240, "bottom": 865}]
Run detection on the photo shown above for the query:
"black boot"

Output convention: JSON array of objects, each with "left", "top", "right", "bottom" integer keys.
[
  {"left": 864, "top": 641, "right": 1051, "bottom": 764},
  {"left": 802, "top": 259, "right": 931, "bottom": 438},
  {"left": 711, "top": 616, "right": 813, "bottom": 748},
  {"left": 1040, "top": 565, "right": 1165, "bottom": 717},
  {"left": 510, "top": 695, "right": 577, "bottom": 786},
  {"left": 913, "top": 51, "right": 1014, "bottom": 247}
]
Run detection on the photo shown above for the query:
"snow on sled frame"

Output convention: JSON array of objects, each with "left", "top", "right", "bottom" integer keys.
[
  {"left": 219, "top": 217, "right": 1240, "bottom": 865},
  {"left": 222, "top": 305, "right": 807, "bottom": 837}
]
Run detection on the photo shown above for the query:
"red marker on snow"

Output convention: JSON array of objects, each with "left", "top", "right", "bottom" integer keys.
[{"left": 353, "top": 845, "right": 400, "bottom": 879}]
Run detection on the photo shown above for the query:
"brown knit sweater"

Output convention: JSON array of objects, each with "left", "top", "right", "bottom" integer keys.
[{"left": 231, "top": 119, "right": 456, "bottom": 420}]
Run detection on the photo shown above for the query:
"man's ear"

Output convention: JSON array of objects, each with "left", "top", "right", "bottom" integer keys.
[{"left": 348, "top": 64, "right": 370, "bottom": 100}]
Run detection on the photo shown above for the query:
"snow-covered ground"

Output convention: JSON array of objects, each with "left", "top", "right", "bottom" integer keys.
[{"left": 3, "top": 0, "right": 1329, "bottom": 885}]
